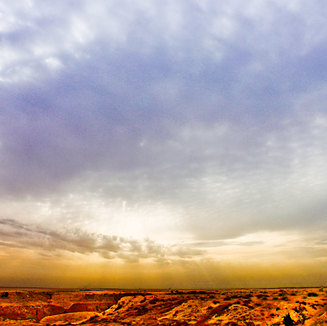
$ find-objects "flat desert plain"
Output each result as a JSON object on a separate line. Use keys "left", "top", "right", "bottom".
{"left": 0, "top": 288, "right": 326, "bottom": 325}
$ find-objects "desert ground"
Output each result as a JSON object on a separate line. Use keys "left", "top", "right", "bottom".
{"left": 0, "top": 288, "right": 326, "bottom": 325}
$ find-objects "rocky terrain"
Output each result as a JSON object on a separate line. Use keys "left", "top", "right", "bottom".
{"left": 0, "top": 288, "right": 326, "bottom": 325}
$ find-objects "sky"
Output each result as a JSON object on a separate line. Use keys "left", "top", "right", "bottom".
{"left": 0, "top": 0, "right": 327, "bottom": 289}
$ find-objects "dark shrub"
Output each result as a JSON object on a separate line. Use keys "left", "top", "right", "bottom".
{"left": 283, "top": 313, "right": 294, "bottom": 326}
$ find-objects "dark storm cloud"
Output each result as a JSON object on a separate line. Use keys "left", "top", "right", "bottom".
{"left": 1, "top": 0, "right": 327, "bottom": 241}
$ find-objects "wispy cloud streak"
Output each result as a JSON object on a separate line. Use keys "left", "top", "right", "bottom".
{"left": 0, "top": 219, "right": 203, "bottom": 262}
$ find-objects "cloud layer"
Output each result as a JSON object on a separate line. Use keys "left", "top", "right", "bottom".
{"left": 0, "top": 218, "right": 204, "bottom": 263}
{"left": 1, "top": 0, "right": 327, "bottom": 286}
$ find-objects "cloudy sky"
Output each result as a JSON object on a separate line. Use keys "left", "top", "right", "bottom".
{"left": 0, "top": 0, "right": 327, "bottom": 288}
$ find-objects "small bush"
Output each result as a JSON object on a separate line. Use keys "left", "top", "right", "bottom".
{"left": 308, "top": 292, "right": 318, "bottom": 297}
{"left": 283, "top": 313, "right": 294, "bottom": 326}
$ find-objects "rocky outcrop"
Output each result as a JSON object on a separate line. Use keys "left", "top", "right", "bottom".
{"left": 0, "top": 288, "right": 326, "bottom": 325}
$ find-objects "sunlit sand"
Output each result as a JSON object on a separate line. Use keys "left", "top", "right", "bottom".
{"left": 0, "top": 287, "right": 326, "bottom": 325}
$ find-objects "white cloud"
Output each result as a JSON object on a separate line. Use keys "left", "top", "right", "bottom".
{"left": 4, "top": 0, "right": 327, "bottom": 83}
{"left": 44, "top": 57, "right": 63, "bottom": 70}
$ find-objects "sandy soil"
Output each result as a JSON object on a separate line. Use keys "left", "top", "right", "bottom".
{"left": 0, "top": 287, "right": 326, "bottom": 325}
